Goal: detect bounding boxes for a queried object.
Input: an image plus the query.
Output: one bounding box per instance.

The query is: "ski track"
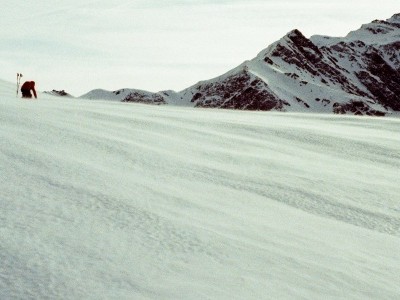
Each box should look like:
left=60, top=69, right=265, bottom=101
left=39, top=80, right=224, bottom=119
left=1, top=86, right=400, bottom=299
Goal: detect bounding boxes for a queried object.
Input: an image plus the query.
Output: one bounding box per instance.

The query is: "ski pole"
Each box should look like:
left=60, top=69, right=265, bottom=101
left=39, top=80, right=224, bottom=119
left=16, top=73, right=23, bottom=97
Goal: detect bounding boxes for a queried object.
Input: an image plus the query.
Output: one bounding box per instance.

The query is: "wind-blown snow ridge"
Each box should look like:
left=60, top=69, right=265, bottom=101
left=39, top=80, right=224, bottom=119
left=79, top=13, right=400, bottom=116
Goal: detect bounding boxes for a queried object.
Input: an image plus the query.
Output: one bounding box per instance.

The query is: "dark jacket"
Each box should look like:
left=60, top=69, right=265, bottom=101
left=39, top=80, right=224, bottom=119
left=21, top=81, right=37, bottom=98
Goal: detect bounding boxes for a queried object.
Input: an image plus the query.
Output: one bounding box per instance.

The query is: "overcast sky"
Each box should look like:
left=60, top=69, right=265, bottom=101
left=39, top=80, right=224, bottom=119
left=1, top=1, right=398, bottom=96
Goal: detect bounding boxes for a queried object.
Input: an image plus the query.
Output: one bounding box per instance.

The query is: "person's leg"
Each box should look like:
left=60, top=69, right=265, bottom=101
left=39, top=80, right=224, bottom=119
left=21, top=89, right=32, bottom=98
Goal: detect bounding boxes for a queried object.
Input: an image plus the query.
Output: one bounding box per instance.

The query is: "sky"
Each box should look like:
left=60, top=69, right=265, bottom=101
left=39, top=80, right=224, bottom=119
left=1, top=0, right=399, bottom=96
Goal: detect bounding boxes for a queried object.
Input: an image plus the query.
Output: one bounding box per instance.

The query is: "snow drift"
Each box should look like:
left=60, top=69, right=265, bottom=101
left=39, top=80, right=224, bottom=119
left=1, top=78, right=400, bottom=299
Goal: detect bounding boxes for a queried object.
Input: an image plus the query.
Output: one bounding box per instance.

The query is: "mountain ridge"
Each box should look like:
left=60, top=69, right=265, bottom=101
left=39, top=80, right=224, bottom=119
left=61, top=14, right=400, bottom=115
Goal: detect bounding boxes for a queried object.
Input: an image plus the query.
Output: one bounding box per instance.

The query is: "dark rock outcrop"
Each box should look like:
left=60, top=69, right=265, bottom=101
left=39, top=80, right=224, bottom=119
left=121, top=91, right=166, bottom=105
left=44, top=89, right=74, bottom=97
left=188, top=70, right=288, bottom=110
left=333, top=101, right=386, bottom=116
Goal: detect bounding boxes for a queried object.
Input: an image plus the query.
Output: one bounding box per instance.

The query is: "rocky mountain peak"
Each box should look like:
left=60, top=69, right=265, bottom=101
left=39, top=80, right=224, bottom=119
left=387, top=13, right=400, bottom=24
left=286, top=29, right=305, bottom=40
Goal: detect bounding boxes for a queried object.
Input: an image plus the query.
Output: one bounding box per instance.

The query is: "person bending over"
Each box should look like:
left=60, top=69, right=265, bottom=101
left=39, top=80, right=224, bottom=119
left=21, top=81, right=37, bottom=99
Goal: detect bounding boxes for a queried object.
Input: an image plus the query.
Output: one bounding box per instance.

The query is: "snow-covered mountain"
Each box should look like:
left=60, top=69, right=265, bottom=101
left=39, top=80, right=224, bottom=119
left=80, top=88, right=166, bottom=104
left=181, top=13, right=400, bottom=116
left=80, top=13, right=400, bottom=116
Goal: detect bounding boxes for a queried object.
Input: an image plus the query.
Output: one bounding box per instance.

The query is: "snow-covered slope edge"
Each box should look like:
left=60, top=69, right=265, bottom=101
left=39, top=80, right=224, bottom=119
left=1, top=79, right=72, bottom=100
left=1, top=88, right=400, bottom=299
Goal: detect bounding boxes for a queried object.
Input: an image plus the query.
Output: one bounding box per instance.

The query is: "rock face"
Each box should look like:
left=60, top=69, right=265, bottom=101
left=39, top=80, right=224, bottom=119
left=308, top=14, right=400, bottom=114
left=121, top=91, right=165, bottom=105
left=80, top=13, right=400, bottom=115
left=186, top=69, right=288, bottom=110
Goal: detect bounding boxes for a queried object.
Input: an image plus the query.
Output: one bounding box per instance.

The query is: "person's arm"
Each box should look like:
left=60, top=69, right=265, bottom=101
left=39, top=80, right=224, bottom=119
left=30, top=81, right=37, bottom=99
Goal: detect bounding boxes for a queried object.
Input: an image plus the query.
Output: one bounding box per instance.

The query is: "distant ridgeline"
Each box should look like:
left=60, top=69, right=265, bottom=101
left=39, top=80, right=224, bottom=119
left=77, top=13, right=400, bottom=116
left=44, top=89, right=73, bottom=98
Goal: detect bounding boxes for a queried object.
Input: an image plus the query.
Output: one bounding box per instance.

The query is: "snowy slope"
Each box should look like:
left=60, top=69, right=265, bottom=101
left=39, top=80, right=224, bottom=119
left=1, top=82, right=400, bottom=299
left=2, top=79, right=49, bottom=99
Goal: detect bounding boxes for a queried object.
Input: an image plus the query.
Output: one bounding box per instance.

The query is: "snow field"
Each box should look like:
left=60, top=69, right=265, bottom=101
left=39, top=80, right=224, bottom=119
left=1, top=82, right=400, bottom=299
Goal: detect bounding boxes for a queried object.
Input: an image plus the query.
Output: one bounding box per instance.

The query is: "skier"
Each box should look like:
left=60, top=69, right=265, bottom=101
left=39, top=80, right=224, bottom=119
left=21, top=81, right=37, bottom=99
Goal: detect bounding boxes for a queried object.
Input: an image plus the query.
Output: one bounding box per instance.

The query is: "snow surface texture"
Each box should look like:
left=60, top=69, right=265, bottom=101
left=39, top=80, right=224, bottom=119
left=1, top=79, right=400, bottom=299
left=77, top=14, right=400, bottom=116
